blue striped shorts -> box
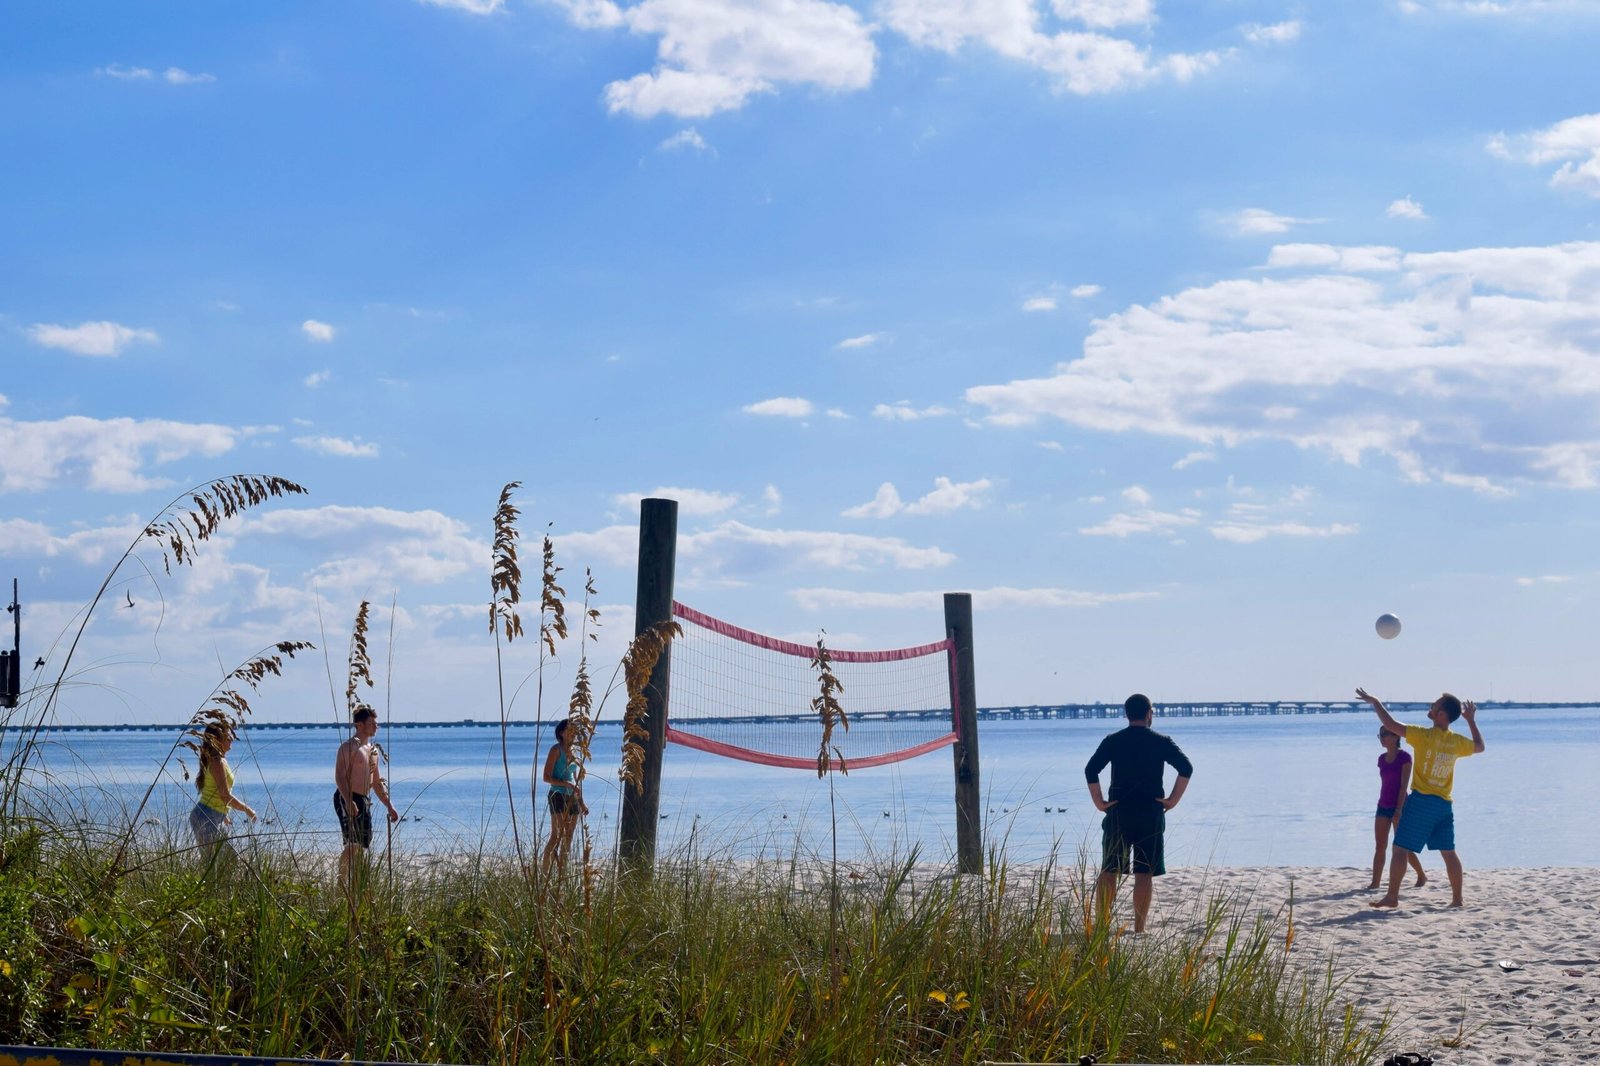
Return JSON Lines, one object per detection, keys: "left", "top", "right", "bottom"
{"left": 1392, "top": 790, "right": 1455, "bottom": 852}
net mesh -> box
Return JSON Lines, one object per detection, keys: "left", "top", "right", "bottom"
{"left": 666, "top": 602, "right": 957, "bottom": 770}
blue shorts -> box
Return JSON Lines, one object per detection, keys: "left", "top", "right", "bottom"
{"left": 1392, "top": 791, "right": 1455, "bottom": 853}
{"left": 190, "top": 802, "right": 228, "bottom": 848}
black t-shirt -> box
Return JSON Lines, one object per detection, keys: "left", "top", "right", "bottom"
{"left": 1083, "top": 725, "right": 1194, "bottom": 802}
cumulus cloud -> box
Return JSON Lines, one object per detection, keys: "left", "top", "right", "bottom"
{"left": 792, "top": 585, "right": 1157, "bottom": 610}
{"left": 594, "top": 0, "right": 876, "bottom": 119}
{"left": 28, "top": 321, "right": 158, "bottom": 357}
{"left": 659, "top": 127, "right": 711, "bottom": 151}
{"left": 1242, "top": 19, "right": 1301, "bottom": 44}
{"left": 0, "top": 415, "right": 246, "bottom": 493}
{"left": 1209, "top": 520, "right": 1358, "bottom": 543}
{"left": 613, "top": 486, "right": 740, "bottom": 515}
{"left": 1022, "top": 296, "right": 1058, "bottom": 312}
{"left": 1079, "top": 507, "right": 1200, "bottom": 537}
{"left": 968, "top": 239, "right": 1600, "bottom": 492}
{"left": 1387, "top": 196, "right": 1429, "bottom": 220}
{"left": 1516, "top": 574, "right": 1573, "bottom": 586}
{"left": 304, "top": 370, "right": 332, "bottom": 388}
{"left": 292, "top": 435, "right": 380, "bottom": 459}
{"left": 872, "top": 401, "right": 953, "bottom": 421}
{"left": 564, "top": 518, "right": 955, "bottom": 576}
{"left": 881, "top": 0, "right": 1225, "bottom": 95}
{"left": 837, "top": 332, "right": 884, "bottom": 349}
{"left": 1121, "top": 485, "right": 1152, "bottom": 506}
{"left": 1071, "top": 283, "right": 1102, "bottom": 298}
{"left": 744, "top": 396, "right": 815, "bottom": 417}
{"left": 301, "top": 319, "right": 336, "bottom": 342}
{"left": 843, "top": 477, "right": 991, "bottom": 518}
{"left": 163, "top": 67, "right": 216, "bottom": 84}
{"left": 1489, "top": 112, "right": 1600, "bottom": 198}
{"left": 0, "top": 515, "right": 145, "bottom": 566}
{"left": 245, "top": 505, "right": 481, "bottom": 588}
{"left": 1172, "top": 450, "right": 1215, "bottom": 469}
{"left": 1225, "top": 207, "right": 1321, "bottom": 236}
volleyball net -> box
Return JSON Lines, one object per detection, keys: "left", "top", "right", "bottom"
{"left": 665, "top": 602, "right": 959, "bottom": 770}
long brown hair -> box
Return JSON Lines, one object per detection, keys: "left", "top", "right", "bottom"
{"left": 196, "top": 723, "right": 232, "bottom": 792}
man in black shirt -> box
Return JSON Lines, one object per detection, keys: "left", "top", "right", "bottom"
{"left": 1084, "top": 693, "right": 1194, "bottom": 932}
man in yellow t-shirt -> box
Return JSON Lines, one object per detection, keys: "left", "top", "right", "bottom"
{"left": 1356, "top": 687, "right": 1485, "bottom": 909}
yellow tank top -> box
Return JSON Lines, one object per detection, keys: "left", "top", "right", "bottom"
{"left": 199, "top": 759, "right": 234, "bottom": 813}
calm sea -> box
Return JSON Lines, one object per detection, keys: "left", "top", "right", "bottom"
{"left": 17, "top": 707, "right": 1597, "bottom": 869}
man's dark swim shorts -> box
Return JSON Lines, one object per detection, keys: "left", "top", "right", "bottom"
{"left": 333, "top": 790, "right": 374, "bottom": 848}
{"left": 1101, "top": 799, "right": 1166, "bottom": 876}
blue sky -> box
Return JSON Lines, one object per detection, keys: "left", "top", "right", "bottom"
{"left": 4, "top": 0, "right": 1600, "bottom": 725}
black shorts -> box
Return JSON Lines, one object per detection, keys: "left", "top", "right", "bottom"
{"left": 333, "top": 791, "right": 373, "bottom": 848}
{"left": 548, "top": 791, "right": 578, "bottom": 816}
{"left": 1101, "top": 800, "right": 1166, "bottom": 876}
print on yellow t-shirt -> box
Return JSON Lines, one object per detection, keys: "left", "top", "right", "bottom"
{"left": 1405, "top": 727, "right": 1476, "bottom": 801}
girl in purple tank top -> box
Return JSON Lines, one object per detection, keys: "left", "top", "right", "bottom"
{"left": 1370, "top": 728, "right": 1427, "bottom": 889}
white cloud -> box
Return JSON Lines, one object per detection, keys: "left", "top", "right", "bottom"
{"left": 0, "top": 515, "right": 145, "bottom": 565}
{"left": 613, "top": 486, "right": 739, "bottom": 515}
{"left": 659, "top": 127, "right": 711, "bottom": 152}
{"left": 968, "top": 239, "right": 1600, "bottom": 492}
{"left": 1226, "top": 207, "right": 1321, "bottom": 236}
{"left": 292, "top": 435, "right": 380, "bottom": 459}
{"left": 99, "top": 64, "right": 214, "bottom": 84}
{"left": 1052, "top": 0, "right": 1154, "bottom": 29}
{"left": 1516, "top": 574, "right": 1573, "bottom": 586}
{"left": 301, "top": 319, "right": 336, "bottom": 342}
{"left": 1266, "top": 243, "right": 1403, "bottom": 272}
{"left": 1173, "top": 450, "right": 1214, "bottom": 469}
{"left": 844, "top": 477, "right": 991, "bottom": 517}
{"left": 1079, "top": 508, "right": 1201, "bottom": 537}
{"left": 418, "top": 0, "right": 507, "bottom": 12}
{"left": 744, "top": 396, "right": 815, "bottom": 417}
{"left": 1038, "top": 440, "right": 1064, "bottom": 451}
{"left": 792, "top": 584, "right": 1157, "bottom": 610}
{"left": 1120, "top": 485, "right": 1152, "bottom": 505}
{"left": 28, "top": 321, "right": 158, "bottom": 357}
{"left": 681, "top": 520, "right": 954, "bottom": 572}
{"left": 1070, "top": 283, "right": 1102, "bottom": 298}
{"left": 872, "top": 401, "right": 953, "bottom": 421}
{"left": 163, "top": 67, "right": 216, "bottom": 84}
{"left": 842, "top": 482, "right": 903, "bottom": 518}
{"left": 1209, "top": 520, "right": 1358, "bottom": 543}
{"left": 825, "top": 407, "right": 850, "bottom": 418}
{"left": 596, "top": 0, "right": 877, "bottom": 119}
{"left": 0, "top": 415, "right": 246, "bottom": 493}
{"left": 762, "top": 484, "right": 783, "bottom": 514}
{"left": 837, "top": 332, "right": 883, "bottom": 349}
{"left": 1401, "top": 0, "right": 1592, "bottom": 12}
{"left": 245, "top": 505, "right": 481, "bottom": 588}
{"left": 1022, "top": 296, "right": 1058, "bottom": 312}
{"left": 1387, "top": 196, "right": 1429, "bottom": 220}
{"left": 1490, "top": 112, "right": 1600, "bottom": 198}
{"left": 1241, "top": 20, "right": 1300, "bottom": 44}
{"left": 304, "top": 370, "right": 332, "bottom": 388}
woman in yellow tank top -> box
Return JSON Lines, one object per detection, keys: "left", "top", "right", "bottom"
{"left": 191, "top": 723, "right": 257, "bottom": 862}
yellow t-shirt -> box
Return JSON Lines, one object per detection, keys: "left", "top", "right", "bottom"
{"left": 199, "top": 759, "right": 235, "bottom": 813}
{"left": 1405, "top": 726, "right": 1476, "bottom": 801}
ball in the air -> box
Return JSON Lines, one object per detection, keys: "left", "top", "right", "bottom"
{"left": 1375, "top": 613, "right": 1402, "bottom": 640}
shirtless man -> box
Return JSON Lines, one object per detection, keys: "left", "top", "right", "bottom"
{"left": 334, "top": 707, "right": 399, "bottom": 889}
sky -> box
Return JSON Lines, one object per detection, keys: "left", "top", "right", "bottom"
{"left": 3, "top": 0, "right": 1600, "bottom": 726}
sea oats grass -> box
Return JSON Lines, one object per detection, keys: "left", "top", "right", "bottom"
{"left": 0, "top": 828, "right": 1387, "bottom": 1065}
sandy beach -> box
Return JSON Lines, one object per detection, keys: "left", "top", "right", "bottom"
{"left": 1132, "top": 866, "right": 1600, "bottom": 1065}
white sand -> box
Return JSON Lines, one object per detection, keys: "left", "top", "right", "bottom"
{"left": 1139, "top": 866, "right": 1600, "bottom": 1065}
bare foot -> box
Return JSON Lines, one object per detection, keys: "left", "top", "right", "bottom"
{"left": 1449, "top": 898, "right": 1464, "bottom": 908}
{"left": 1366, "top": 881, "right": 1382, "bottom": 890}
{"left": 1414, "top": 874, "right": 1428, "bottom": 888}
{"left": 1371, "top": 896, "right": 1400, "bottom": 909}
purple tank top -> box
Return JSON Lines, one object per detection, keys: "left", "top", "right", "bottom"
{"left": 1377, "top": 749, "right": 1411, "bottom": 808}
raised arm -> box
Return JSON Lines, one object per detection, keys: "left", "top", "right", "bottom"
{"left": 1356, "top": 687, "right": 1405, "bottom": 737}
{"left": 1462, "top": 700, "right": 1485, "bottom": 753}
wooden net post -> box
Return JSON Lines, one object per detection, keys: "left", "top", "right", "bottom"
{"left": 945, "top": 592, "right": 982, "bottom": 875}
{"left": 619, "top": 498, "right": 677, "bottom": 872}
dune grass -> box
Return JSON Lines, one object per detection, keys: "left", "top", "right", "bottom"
{"left": 0, "top": 822, "right": 1386, "bottom": 1065}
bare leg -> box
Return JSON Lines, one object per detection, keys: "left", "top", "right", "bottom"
{"left": 1441, "top": 849, "right": 1464, "bottom": 907}
{"left": 1370, "top": 816, "right": 1390, "bottom": 888}
{"left": 1408, "top": 849, "right": 1427, "bottom": 887}
{"left": 1095, "top": 870, "right": 1119, "bottom": 928}
{"left": 1371, "top": 846, "right": 1410, "bottom": 907}
{"left": 1131, "top": 873, "right": 1154, "bottom": 932}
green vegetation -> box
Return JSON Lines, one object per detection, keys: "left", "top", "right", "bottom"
{"left": 0, "top": 830, "right": 1385, "bottom": 1064}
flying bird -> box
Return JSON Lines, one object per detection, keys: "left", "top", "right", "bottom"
{"left": 123, "top": 591, "right": 135, "bottom": 608}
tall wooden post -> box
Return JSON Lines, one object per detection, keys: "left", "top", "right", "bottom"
{"left": 945, "top": 592, "right": 982, "bottom": 874}
{"left": 620, "top": 498, "right": 677, "bottom": 871}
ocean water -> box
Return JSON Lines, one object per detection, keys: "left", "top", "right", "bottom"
{"left": 16, "top": 706, "right": 1596, "bottom": 869}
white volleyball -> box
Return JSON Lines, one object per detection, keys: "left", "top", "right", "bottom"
{"left": 1375, "top": 613, "right": 1402, "bottom": 640}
